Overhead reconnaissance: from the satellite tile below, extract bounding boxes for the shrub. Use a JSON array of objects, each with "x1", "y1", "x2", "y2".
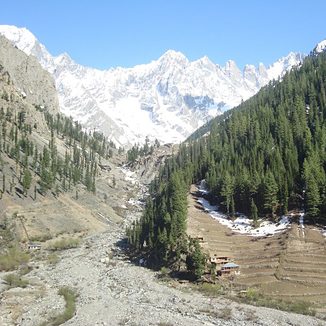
[
  {"x1": 0, "y1": 246, "x2": 30, "y2": 271},
  {"x1": 29, "y1": 233, "x2": 52, "y2": 242},
  {"x1": 245, "y1": 287, "x2": 259, "y2": 301},
  {"x1": 40, "y1": 287, "x2": 77, "y2": 326},
  {"x1": 3, "y1": 273, "x2": 29, "y2": 288},
  {"x1": 47, "y1": 238, "x2": 80, "y2": 251},
  {"x1": 197, "y1": 283, "x2": 224, "y2": 297},
  {"x1": 47, "y1": 253, "x2": 59, "y2": 265},
  {"x1": 240, "y1": 288, "x2": 315, "y2": 316}
]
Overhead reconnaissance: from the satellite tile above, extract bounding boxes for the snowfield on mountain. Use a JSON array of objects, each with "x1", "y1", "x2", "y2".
[{"x1": 0, "y1": 25, "x2": 304, "y2": 146}]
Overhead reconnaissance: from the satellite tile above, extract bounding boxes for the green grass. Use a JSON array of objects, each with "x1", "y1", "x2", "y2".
[
  {"x1": 40, "y1": 287, "x2": 77, "y2": 326},
  {"x1": 238, "y1": 287, "x2": 316, "y2": 316},
  {"x1": 0, "y1": 246, "x2": 30, "y2": 271},
  {"x1": 3, "y1": 273, "x2": 29, "y2": 288},
  {"x1": 29, "y1": 233, "x2": 52, "y2": 242},
  {"x1": 195, "y1": 281, "x2": 316, "y2": 317},
  {"x1": 47, "y1": 238, "x2": 80, "y2": 251},
  {"x1": 47, "y1": 253, "x2": 60, "y2": 265},
  {"x1": 196, "y1": 282, "x2": 224, "y2": 297}
]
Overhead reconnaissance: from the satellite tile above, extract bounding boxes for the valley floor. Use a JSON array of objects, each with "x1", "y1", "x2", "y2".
[
  {"x1": 2, "y1": 220, "x2": 324, "y2": 326},
  {"x1": 0, "y1": 164, "x2": 325, "y2": 325}
]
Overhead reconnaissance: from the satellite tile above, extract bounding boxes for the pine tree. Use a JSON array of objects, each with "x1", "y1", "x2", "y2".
[
  {"x1": 22, "y1": 169, "x2": 32, "y2": 196},
  {"x1": 250, "y1": 198, "x2": 258, "y2": 223},
  {"x1": 263, "y1": 172, "x2": 279, "y2": 218},
  {"x1": 186, "y1": 239, "x2": 206, "y2": 279},
  {"x1": 221, "y1": 172, "x2": 234, "y2": 215},
  {"x1": 305, "y1": 176, "x2": 320, "y2": 219}
]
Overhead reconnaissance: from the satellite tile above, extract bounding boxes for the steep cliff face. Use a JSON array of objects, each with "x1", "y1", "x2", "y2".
[{"x1": 0, "y1": 35, "x2": 59, "y2": 116}]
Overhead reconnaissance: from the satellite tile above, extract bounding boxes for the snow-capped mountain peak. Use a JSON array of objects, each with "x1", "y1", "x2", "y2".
[
  {"x1": 0, "y1": 25, "x2": 309, "y2": 147},
  {"x1": 55, "y1": 52, "x2": 73, "y2": 65},
  {"x1": 0, "y1": 25, "x2": 37, "y2": 55},
  {"x1": 314, "y1": 39, "x2": 326, "y2": 54},
  {"x1": 159, "y1": 49, "x2": 188, "y2": 62},
  {"x1": 267, "y1": 51, "x2": 304, "y2": 81}
]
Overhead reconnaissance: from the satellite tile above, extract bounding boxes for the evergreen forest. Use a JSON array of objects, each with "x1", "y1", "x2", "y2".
[
  {"x1": 127, "y1": 49, "x2": 326, "y2": 276},
  {"x1": 0, "y1": 102, "x2": 115, "y2": 198}
]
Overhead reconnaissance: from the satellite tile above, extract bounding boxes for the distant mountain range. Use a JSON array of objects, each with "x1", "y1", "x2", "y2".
[{"x1": 0, "y1": 25, "x2": 307, "y2": 146}]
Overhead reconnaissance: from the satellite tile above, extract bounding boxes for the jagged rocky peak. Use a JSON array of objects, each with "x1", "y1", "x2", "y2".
[
  {"x1": 224, "y1": 60, "x2": 242, "y2": 79},
  {"x1": 193, "y1": 55, "x2": 216, "y2": 70},
  {"x1": 243, "y1": 64, "x2": 258, "y2": 83},
  {"x1": 258, "y1": 62, "x2": 268, "y2": 78},
  {"x1": 0, "y1": 25, "x2": 309, "y2": 147}
]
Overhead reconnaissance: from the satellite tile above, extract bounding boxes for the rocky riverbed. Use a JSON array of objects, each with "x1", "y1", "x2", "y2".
[{"x1": 3, "y1": 222, "x2": 322, "y2": 326}]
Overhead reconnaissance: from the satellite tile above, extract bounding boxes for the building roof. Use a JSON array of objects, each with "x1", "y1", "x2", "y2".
[
  {"x1": 222, "y1": 262, "x2": 239, "y2": 268},
  {"x1": 28, "y1": 242, "x2": 41, "y2": 247}
]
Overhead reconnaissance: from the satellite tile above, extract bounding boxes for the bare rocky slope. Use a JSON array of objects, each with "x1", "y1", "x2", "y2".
[{"x1": 0, "y1": 34, "x2": 58, "y2": 117}]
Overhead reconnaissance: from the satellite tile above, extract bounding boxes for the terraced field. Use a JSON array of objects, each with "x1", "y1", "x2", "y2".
[{"x1": 187, "y1": 185, "x2": 326, "y2": 313}]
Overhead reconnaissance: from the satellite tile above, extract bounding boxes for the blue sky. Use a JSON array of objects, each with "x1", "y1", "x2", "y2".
[{"x1": 0, "y1": 1, "x2": 325, "y2": 70}]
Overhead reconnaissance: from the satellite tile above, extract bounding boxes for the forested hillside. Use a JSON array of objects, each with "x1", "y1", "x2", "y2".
[
  {"x1": 127, "y1": 49, "x2": 326, "y2": 271},
  {"x1": 0, "y1": 34, "x2": 117, "y2": 200},
  {"x1": 0, "y1": 105, "x2": 115, "y2": 198}
]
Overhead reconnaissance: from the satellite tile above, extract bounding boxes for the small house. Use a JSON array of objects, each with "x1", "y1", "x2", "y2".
[
  {"x1": 28, "y1": 242, "x2": 41, "y2": 250},
  {"x1": 214, "y1": 256, "x2": 230, "y2": 265},
  {"x1": 208, "y1": 254, "x2": 231, "y2": 265},
  {"x1": 221, "y1": 262, "x2": 240, "y2": 276}
]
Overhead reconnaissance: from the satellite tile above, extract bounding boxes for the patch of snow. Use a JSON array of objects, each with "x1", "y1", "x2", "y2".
[
  {"x1": 197, "y1": 198, "x2": 218, "y2": 212},
  {"x1": 127, "y1": 198, "x2": 143, "y2": 207},
  {"x1": 197, "y1": 193, "x2": 291, "y2": 237},
  {"x1": 198, "y1": 180, "x2": 209, "y2": 194},
  {"x1": 299, "y1": 212, "x2": 305, "y2": 236},
  {"x1": 120, "y1": 167, "x2": 137, "y2": 184}
]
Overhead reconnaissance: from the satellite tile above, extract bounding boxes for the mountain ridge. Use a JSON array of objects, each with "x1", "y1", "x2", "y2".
[{"x1": 0, "y1": 25, "x2": 308, "y2": 146}]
